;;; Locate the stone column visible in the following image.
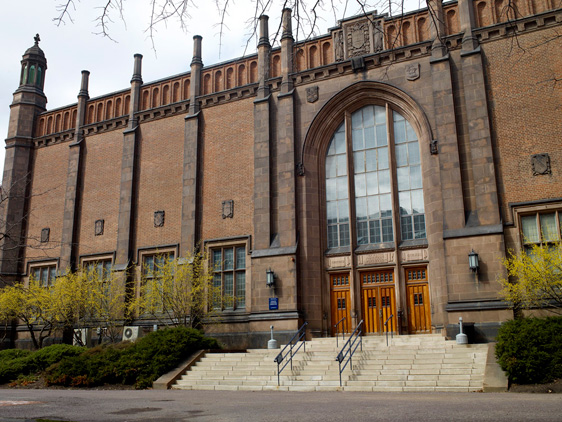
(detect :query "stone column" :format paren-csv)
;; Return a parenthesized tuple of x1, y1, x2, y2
(428, 0, 447, 59)
(115, 55, 143, 268)
(180, 36, 203, 255)
(280, 8, 294, 94)
(60, 70, 90, 272)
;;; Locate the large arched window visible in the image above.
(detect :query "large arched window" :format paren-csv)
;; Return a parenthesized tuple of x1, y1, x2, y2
(325, 105, 426, 249)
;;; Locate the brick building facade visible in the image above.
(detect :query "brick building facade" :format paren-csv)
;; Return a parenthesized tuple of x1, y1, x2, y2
(2, 0, 561, 347)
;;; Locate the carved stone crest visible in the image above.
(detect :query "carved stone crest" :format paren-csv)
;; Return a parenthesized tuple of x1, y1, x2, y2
(95, 219, 104, 236)
(154, 211, 165, 227)
(41, 228, 50, 243)
(306, 86, 319, 103)
(406, 63, 420, 81)
(222, 200, 234, 219)
(531, 153, 551, 175)
(346, 21, 370, 57)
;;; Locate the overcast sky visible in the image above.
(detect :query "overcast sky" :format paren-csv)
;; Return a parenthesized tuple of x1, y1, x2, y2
(0, 1, 420, 177)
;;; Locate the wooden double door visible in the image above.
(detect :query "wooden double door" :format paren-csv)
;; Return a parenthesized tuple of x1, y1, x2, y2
(330, 267, 431, 335)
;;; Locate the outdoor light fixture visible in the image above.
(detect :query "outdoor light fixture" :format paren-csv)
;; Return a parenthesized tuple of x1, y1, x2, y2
(266, 268, 275, 287)
(468, 250, 479, 273)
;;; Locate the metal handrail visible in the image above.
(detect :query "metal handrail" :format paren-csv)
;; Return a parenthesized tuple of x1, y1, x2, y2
(335, 320, 364, 387)
(334, 316, 346, 348)
(384, 314, 394, 346)
(273, 322, 308, 386)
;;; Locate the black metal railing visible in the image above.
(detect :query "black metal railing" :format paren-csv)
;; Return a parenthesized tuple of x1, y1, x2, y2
(384, 314, 394, 346)
(334, 317, 346, 348)
(273, 322, 308, 386)
(335, 319, 364, 387)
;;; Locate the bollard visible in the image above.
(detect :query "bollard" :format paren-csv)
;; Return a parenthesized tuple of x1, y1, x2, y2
(267, 325, 278, 349)
(456, 316, 468, 345)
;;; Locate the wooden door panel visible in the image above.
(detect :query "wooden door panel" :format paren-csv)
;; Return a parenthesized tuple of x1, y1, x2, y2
(407, 283, 431, 333)
(361, 270, 395, 334)
(362, 288, 380, 333)
(330, 273, 351, 336)
(380, 285, 396, 332)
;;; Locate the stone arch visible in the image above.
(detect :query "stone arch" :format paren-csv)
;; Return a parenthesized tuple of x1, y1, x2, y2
(115, 97, 123, 116)
(37, 117, 45, 136)
(402, 21, 412, 45)
(309, 45, 318, 68)
(172, 82, 180, 102)
(46, 116, 53, 134)
(203, 73, 212, 95)
(105, 100, 113, 120)
(416, 18, 428, 42)
(214, 70, 223, 92)
(87, 105, 95, 124)
(151, 87, 160, 108)
(54, 114, 61, 132)
(141, 90, 150, 110)
(387, 25, 398, 48)
(124, 95, 131, 115)
(494, 0, 505, 23)
(71, 109, 77, 126)
(322, 42, 332, 65)
(63, 112, 70, 130)
(163, 85, 170, 105)
(183, 79, 190, 100)
(296, 49, 306, 71)
(302, 81, 433, 168)
(96, 103, 103, 122)
(477, 1, 490, 27)
(226, 68, 234, 89)
(249, 61, 258, 83)
(238, 64, 247, 86)
(271, 55, 281, 78)
(446, 9, 460, 34)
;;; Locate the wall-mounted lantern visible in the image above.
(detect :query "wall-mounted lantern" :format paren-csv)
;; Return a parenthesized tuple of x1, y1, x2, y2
(266, 268, 275, 288)
(468, 250, 479, 273)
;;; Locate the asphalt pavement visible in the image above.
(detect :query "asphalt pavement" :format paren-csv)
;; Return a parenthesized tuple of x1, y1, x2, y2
(0, 389, 561, 422)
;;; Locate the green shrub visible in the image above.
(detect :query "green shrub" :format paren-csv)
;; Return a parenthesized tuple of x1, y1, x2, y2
(0, 344, 83, 384)
(496, 316, 562, 384)
(46, 327, 220, 388)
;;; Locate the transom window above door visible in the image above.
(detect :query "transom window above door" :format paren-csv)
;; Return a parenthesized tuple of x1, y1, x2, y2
(325, 104, 426, 250)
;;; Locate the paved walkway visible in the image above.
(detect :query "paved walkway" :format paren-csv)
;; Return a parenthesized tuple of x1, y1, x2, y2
(0, 389, 560, 422)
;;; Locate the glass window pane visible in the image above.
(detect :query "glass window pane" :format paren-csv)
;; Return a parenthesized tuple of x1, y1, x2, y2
(380, 193, 393, 217)
(326, 178, 336, 201)
(49, 267, 57, 284)
(351, 109, 362, 129)
(414, 214, 426, 239)
(382, 219, 394, 242)
(224, 273, 234, 307)
(540, 213, 557, 241)
(394, 120, 406, 144)
(521, 215, 539, 243)
(408, 142, 420, 164)
(369, 220, 381, 243)
(401, 216, 413, 240)
(327, 201, 338, 224)
(339, 224, 350, 246)
(379, 170, 390, 193)
(374, 106, 386, 124)
(328, 225, 338, 248)
(235, 272, 245, 308)
(366, 172, 378, 196)
(326, 155, 336, 178)
(364, 127, 375, 149)
(367, 196, 380, 219)
(377, 147, 389, 170)
(399, 191, 411, 216)
(363, 106, 375, 127)
(352, 129, 363, 151)
(354, 152, 364, 174)
(336, 154, 347, 177)
(410, 165, 422, 189)
(357, 221, 369, 245)
(397, 167, 410, 191)
(355, 173, 366, 197)
(411, 189, 425, 214)
(396, 144, 408, 167)
(336, 176, 348, 199)
(356, 197, 367, 220)
(406, 121, 417, 141)
(338, 200, 349, 222)
(376, 125, 387, 147)
(224, 248, 234, 270)
(365, 149, 377, 172)
(236, 247, 245, 269)
(334, 129, 346, 154)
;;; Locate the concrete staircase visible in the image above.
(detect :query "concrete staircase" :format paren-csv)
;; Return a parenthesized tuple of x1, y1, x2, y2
(171, 335, 489, 392)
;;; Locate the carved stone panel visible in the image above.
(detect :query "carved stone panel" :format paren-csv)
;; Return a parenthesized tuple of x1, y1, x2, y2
(401, 248, 429, 262)
(222, 200, 234, 219)
(531, 153, 551, 175)
(95, 219, 104, 236)
(41, 228, 50, 243)
(306, 86, 319, 103)
(357, 252, 395, 266)
(333, 30, 345, 62)
(154, 211, 165, 227)
(345, 20, 371, 58)
(325, 255, 352, 269)
(406, 63, 420, 81)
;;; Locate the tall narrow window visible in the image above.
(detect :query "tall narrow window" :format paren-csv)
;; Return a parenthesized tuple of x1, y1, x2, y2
(325, 105, 426, 249)
(212, 246, 246, 310)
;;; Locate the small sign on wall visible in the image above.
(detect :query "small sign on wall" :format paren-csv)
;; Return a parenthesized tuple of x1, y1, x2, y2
(269, 298, 279, 311)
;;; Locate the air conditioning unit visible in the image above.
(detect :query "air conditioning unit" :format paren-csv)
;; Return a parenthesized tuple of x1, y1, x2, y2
(73, 328, 91, 346)
(122, 326, 141, 342)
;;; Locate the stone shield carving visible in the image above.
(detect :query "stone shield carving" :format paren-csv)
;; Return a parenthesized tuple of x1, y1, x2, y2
(306, 86, 319, 103)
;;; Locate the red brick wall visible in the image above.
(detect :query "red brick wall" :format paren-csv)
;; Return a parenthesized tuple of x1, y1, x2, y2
(76, 131, 123, 257)
(485, 27, 562, 225)
(200, 98, 254, 241)
(24, 142, 68, 263)
(134, 115, 185, 251)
